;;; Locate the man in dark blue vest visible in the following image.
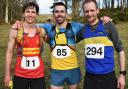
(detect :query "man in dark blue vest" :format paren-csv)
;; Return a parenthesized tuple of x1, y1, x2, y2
(77, 0, 126, 89)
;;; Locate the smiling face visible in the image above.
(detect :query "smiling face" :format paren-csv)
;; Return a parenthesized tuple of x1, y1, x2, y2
(83, 2, 99, 25)
(53, 5, 67, 25)
(23, 7, 37, 24)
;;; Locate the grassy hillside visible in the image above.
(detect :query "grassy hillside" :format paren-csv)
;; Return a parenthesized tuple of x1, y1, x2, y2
(37, 14, 52, 23)
(0, 22, 128, 89)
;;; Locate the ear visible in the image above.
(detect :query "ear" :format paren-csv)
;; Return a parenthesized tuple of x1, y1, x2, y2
(23, 13, 25, 19)
(23, 12, 26, 17)
(66, 13, 68, 18)
(36, 14, 38, 17)
(97, 8, 99, 14)
(52, 14, 55, 22)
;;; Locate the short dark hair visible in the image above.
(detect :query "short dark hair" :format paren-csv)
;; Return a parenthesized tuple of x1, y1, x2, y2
(50, 2, 67, 12)
(23, 2, 39, 14)
(82, 0, 98, 11)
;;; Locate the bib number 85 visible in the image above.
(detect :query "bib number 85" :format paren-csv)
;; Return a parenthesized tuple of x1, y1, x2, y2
(52, 46, 71, 58)
(57, 49, 67, 56)
(85, 44, 104, 59)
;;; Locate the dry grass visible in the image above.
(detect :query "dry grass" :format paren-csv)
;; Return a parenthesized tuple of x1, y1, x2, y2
(0, 22, 128, 89)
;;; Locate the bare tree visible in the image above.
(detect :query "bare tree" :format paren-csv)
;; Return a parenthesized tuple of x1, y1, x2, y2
(111, 0, 114, 8)
(127, 0, 128, 7)
(72, 0, 80, 20)
(0, 0, 5, 21)
(5, 0, 8, 23)
(117, 0, 120, 8)
(103, 0, 108, 8)
(0, 0, 37, 23)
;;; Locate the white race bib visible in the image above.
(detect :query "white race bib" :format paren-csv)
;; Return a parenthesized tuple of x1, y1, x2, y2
(52, 46, 71, 58)
(21, 56, 40, 69)
(85, 44, 104, 59)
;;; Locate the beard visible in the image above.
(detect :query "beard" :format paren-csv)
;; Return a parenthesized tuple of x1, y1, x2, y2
(88, 16, 97, 24)
(55, 16, 66, 25)
(56, 19, 65, 24)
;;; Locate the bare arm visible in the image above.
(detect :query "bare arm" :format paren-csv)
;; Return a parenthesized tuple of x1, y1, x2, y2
(41, 28, 49, 43)
(117, 50, 126, 89)
(104, 22, 126, 89)
(119, 51, 125, 72)
(4, 27, 17, 87)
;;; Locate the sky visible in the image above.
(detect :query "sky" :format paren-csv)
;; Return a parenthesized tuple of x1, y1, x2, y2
(37, 0, 117, 14)
(37, 0, 54, 14)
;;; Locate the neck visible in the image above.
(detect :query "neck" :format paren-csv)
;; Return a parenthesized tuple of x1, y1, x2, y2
(56, 21, 67, 28)
(23, 21, 36, 29)
(89, 18, 99, 26)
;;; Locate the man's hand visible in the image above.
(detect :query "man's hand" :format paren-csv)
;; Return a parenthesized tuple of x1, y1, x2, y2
(11, 20, 22, 30)
(117, 74, 125, 89)
(4, 74, 11, 87)
(100, 16, 112, 24)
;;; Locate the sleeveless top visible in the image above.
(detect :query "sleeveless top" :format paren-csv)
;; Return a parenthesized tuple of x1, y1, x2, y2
(83, 21, 114, 74)
(42, 22, 83, 70)
(14, 27, 45, 78)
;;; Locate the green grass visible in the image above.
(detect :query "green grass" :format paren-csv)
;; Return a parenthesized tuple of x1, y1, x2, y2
(0, 23, 128, 89)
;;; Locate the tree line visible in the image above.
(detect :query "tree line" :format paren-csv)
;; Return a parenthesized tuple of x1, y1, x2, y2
(0, 0, 37, 24)
(1, 0, 128, 24)
(55, 0, 128, 23)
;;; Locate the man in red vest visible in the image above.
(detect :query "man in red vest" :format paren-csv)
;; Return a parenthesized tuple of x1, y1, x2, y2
(4, 2, 47, 89)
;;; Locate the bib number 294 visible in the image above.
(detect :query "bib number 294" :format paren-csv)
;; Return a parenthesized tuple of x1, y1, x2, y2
(85, 44, 104, 59)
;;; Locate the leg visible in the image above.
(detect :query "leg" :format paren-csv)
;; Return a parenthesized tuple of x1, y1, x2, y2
(83, 72, 97, 89)
(68, 84, 78, 89)
(50, 85, 63, 89)
(101, 71, 117, 89)
(83, 71, 117, 89)
(13, 75, 29, 89)
(30, 77, 46, 89)
(50, 69, 65, 89)
(67, 68, 81, 89)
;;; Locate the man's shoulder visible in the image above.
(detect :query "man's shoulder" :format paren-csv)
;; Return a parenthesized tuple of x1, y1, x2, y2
(103, 21, 117, 33)
(70, 21, 84, 26)
(68, 22, 84, 35)
(104, 21, 115, 28)
(38, 23, 54, 32)
(10, 28, 18, 38)
(38, 23, 53, 28)
(70, 21, 84, 30)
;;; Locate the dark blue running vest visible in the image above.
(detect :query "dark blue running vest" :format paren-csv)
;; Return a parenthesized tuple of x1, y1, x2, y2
(83, 21, 115, 74)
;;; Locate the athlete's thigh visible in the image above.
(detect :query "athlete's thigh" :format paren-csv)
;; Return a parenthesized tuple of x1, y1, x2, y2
(30, 77, 46, 89)
(50, 85, 63, 89)
(13, 76, 29, 89)
(83, 73, 95, 89)
(50, 69, 65, 87)
(68, 84, 78, 89)
(67, 68, 81, 85)
(101, 72, 117, 89)
(83, 72, 117, 89)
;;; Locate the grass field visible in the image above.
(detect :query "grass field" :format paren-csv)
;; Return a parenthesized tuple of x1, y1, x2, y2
(0, 22, 128, 89)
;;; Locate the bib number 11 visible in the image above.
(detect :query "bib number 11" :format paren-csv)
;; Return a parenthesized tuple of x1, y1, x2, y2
(21, 56, 40, 69)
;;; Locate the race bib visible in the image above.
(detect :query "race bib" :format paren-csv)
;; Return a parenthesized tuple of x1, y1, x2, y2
(85, 44, 104, 59)
(52, 46, 71, 58)
(21, 56, 40, 69)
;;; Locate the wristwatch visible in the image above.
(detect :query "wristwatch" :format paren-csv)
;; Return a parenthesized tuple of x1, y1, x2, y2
(119, 71, 127, 76)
